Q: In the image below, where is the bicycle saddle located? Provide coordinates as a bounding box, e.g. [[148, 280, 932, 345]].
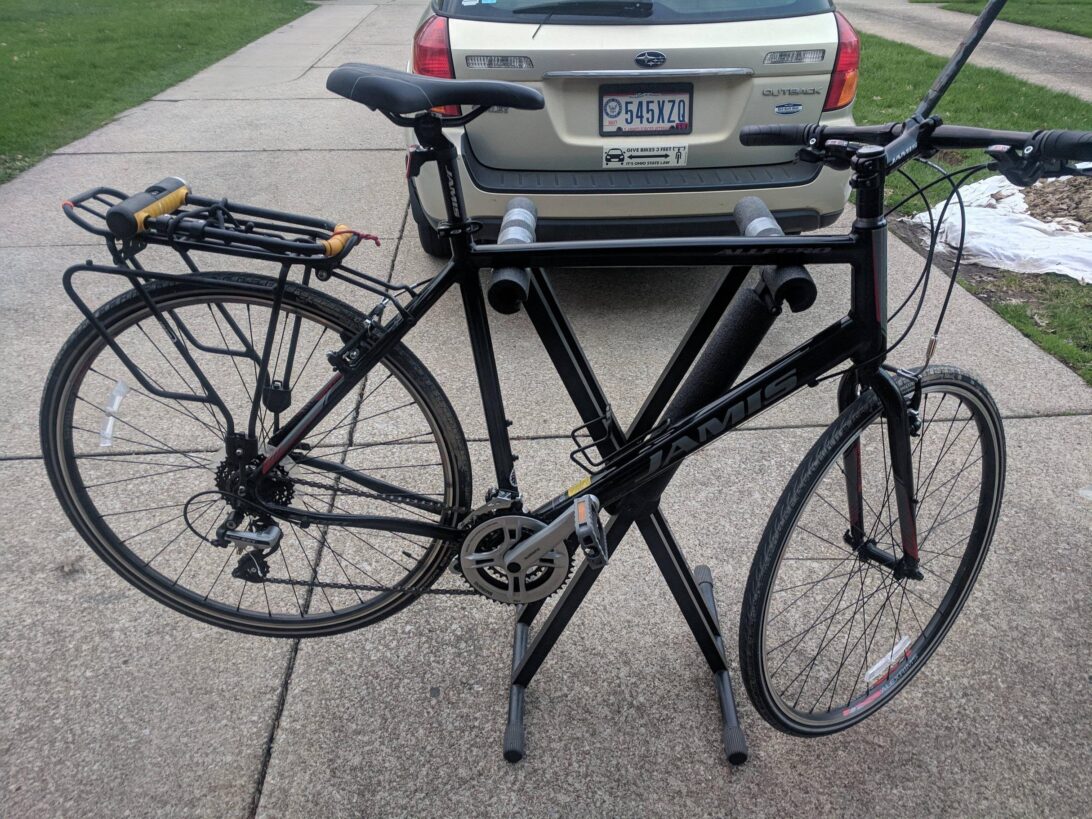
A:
[[326, 63, 545, 115]]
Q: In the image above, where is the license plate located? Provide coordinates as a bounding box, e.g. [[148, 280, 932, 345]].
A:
[[600, 83, 693, 137]]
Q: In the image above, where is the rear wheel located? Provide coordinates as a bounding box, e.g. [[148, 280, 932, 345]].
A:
[[40, 272, 471, 637], [739, 367, 1005, 735]]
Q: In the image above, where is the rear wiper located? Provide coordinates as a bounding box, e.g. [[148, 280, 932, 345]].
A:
[[513, 0, 653, 17]]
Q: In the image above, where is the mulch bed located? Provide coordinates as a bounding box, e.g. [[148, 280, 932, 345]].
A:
[[1024, 175, 1092, 230]]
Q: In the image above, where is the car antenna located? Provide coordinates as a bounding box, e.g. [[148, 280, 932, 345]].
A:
[[533, 11, 553, 38], [914, 0, 1008, 119]]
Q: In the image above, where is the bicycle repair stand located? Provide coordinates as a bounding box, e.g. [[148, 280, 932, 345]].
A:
[[503, 511, 748, 766], [497, 256, 814, 765]]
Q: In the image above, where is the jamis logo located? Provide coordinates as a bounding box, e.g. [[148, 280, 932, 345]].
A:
[[445, 166, 461, 218], [644, 370, 798, 476]]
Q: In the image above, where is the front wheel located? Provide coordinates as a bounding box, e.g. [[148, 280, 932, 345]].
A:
[[739, 366, 1005, 735]]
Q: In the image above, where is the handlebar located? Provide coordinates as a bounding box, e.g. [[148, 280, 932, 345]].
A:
[[740, 122, 1092, 164]]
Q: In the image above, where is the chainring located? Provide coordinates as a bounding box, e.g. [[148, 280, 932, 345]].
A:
[[458, 514, 574, 605]]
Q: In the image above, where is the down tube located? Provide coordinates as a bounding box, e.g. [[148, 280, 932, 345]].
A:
[[569, 319, 862, 513]]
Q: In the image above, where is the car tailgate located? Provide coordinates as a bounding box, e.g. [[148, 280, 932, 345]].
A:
[[451, 13, 839, 171]]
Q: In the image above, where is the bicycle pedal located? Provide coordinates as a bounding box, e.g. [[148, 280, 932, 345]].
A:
[[573, 495, 608, 569]]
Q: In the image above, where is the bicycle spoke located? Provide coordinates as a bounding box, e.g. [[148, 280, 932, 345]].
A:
[[52, 287, 462, 631], [753, 376, 1001, 729]]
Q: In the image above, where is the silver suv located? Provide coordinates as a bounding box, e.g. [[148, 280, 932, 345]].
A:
[[407, 0, 859, 254]]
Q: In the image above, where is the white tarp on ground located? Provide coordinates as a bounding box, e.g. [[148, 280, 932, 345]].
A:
[[906, 172, 1092, 284]]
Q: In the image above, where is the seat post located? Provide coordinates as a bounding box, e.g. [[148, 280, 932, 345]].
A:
[[412, 115, 467, 231]]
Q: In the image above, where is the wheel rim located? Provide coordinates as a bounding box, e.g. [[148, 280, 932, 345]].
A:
[[50, 285, 462, 632], [757, 381, 1002, 730]]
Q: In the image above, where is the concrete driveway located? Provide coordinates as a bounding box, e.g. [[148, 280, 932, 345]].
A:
[[2, 2, 1090, 816]]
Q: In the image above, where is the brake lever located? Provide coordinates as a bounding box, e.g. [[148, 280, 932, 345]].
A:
[[796, 139, 862, 172], [986, 145, 1043, 186]]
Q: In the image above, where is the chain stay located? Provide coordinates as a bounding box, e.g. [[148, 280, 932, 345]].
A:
[[247, 474, 472, 595], [259, 574, 476, 596]]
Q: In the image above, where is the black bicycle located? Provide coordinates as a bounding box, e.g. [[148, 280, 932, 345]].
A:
[[42, 0, 1090, 762]]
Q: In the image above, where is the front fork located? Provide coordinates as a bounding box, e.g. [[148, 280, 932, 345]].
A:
[[838, 369, 924, 581]]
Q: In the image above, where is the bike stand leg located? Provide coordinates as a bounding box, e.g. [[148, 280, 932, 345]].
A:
[[503, 602, 539, 762], [694, 564, 749, 765]]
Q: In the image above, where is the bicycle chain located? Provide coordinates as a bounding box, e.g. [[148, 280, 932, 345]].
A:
[[259, 574, 477, 596], [289, 475, 440, 512], [254, 475, 476, 595]]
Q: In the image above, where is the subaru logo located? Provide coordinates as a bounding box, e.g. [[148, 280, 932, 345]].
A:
[[634, 51, 667, 68]]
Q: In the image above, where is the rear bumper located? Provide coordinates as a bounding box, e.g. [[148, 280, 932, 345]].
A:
[[468, 209, 842, 242], [412, 136, 851, 239], [460, 134, 823, 195]]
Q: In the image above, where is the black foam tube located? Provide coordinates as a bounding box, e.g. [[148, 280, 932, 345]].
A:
[[622, 286, 777, 511], [735, 196, 817, 313], [488, 197, 537, 314], [761, 264, 817, 313]]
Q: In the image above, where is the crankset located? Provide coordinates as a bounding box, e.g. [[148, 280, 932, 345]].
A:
[[459, 495, 606, 605]]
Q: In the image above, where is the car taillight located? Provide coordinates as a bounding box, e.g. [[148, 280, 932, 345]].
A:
[[412, 15, 459, 116], [824, 11, 860, 112]]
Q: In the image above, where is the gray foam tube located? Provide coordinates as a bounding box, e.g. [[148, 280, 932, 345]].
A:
[[733, 196, 784, 237], [734, 197, 817, 313], [488, 197, 538, 314]]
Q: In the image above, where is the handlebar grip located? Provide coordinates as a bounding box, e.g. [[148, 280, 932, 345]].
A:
[[739, 124, 817, 147], [105, 177, 189, 239], [1033, 129, 1092, 163]]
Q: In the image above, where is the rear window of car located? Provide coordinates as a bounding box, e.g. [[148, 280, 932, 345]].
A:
[[438, 0, 833, 25]]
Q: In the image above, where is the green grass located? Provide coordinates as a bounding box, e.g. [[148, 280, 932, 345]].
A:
[[909, 0, 1092, 39], [853, 35, 1092, 384], [0, 0, 311, 184], [854, 32, 1091, 212], [964, 272, 1092, 385]]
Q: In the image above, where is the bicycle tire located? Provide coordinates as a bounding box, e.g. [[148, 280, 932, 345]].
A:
[[40, 272, 472, 637], [739, 366, 1005, 735]]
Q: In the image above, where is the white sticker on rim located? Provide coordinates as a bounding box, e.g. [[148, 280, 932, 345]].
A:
[[99, 379, 131, 447], [864, 635, 912, 687], [602, 144, 687, 169]]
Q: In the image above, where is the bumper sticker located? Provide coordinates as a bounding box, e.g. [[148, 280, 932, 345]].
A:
[[602, 144, 688, 169]]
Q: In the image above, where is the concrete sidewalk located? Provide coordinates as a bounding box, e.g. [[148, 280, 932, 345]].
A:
[[837, 0, 1092, 102], [2, 2, 1090, 816]]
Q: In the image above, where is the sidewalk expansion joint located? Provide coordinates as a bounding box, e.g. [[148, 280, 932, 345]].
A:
[[310, 4, 380, 71], [5, 411, 1086, 463], [247, 637, 301, 819]]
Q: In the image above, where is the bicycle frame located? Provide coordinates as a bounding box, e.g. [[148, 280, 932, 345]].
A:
[[254, 132, 922, 564]]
